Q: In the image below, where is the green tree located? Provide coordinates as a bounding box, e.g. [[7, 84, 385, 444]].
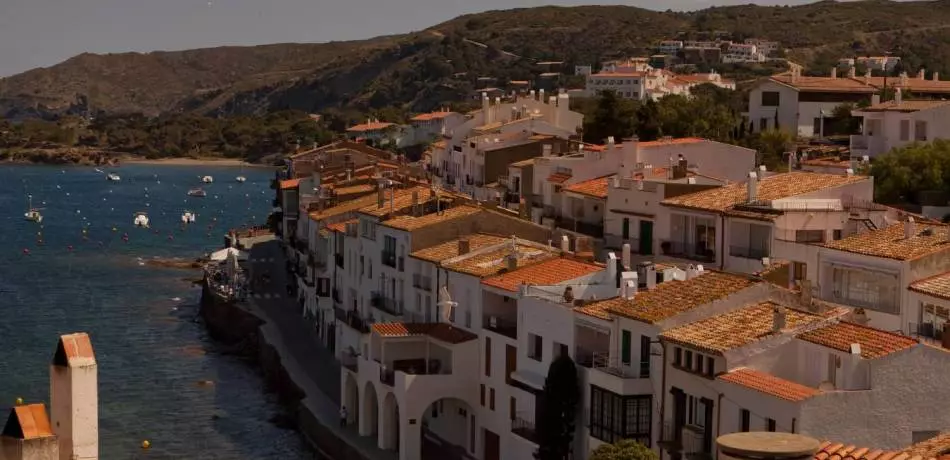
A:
[[535, 355, 580, 460], [741, 129, 795, 171], [871, 139, 950, 203], [590, 439, 659, 460], [583, 90, 638, 144]]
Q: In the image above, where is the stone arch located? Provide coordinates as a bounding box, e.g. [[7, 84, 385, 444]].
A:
[[343, 372, 359, 427], [381, 392, 401, 451], [361, 381, 379, 437], [417, 397, 477, 460]]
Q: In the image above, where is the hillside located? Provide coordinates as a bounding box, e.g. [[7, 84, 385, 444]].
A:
[[5, 1, 950, 118]]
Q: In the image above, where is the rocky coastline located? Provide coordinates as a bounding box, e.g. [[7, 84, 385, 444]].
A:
[[0, 146, 123, 166]]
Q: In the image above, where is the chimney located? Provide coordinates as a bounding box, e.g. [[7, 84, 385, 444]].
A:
[[563, 286, 574, 303], [830, 67, 837, 79], [772, 304, 787, 333], [934, 72, 940, 81], [506, 253, 518, 271], [411, 190, 420, 216], [482, 93, 491, 124], [895, 88, 903, 105], [0, 403, 59, 460], [686, 264, 700, 280], [560, 235, 570, 252], [645, 264, 656, 290], [529, 90, 536, 100], [458, 238, 471, 255], [542, 144, 553, 157], [621, 279, 637, 300], [847, 66, 856, 79], [900, 71, 909, 87], [51, 333, 98, 460], [746, 171, 758, 203], [756, 164, 767, 180], [377, 188, 385, 208], [904, 216, 916, 239], [607, 252, 619, 286], [621, 243, 632, 270], [539, 89, 545, 101], [919, 68, 926, 80], [607, 136, 615, 148], [864, 69, 871, 84]]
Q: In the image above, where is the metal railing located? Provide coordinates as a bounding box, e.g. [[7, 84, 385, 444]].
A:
[[558, 217, 605, 239], [483, 315, 517, 339], [371, 292, 404, 316], [412, 273, 432, 291], [511, 414, 538, 444], [660, 240, 715, 263], [591, 352, 649, 379], [728, 245, 770, 260], [909, 322, 944, 342], [335, 307, 370, 333]]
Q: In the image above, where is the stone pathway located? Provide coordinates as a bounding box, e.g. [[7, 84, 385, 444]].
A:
[[241, 237, 397, 460]]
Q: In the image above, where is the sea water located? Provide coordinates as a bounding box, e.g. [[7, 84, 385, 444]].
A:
[[0, 164, 307, 459]]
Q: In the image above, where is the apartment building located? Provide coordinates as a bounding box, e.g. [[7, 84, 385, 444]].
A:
[[723, 43, 765, 63], [744, 39, 779, 56], [850, 95, 950, 158], [657, 170, 876, 275], [659, 41, 685, 55], [408, 109, 466, 146], [585, 66, 735, 101]]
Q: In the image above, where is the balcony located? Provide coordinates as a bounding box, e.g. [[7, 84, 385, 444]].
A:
[[335, 307, 370, 334], [558, 217, 605, 239], [483, 314, 517, 340], [371, 292, 404, 316], [729, 245, 769, 260], [412, 273, 433, 292], [909, 322, 945, 344], [591, 353, 649, 379], [511, 414, 538, 444], [660, 240, 715, 263], [659, 421, 682, 450], [381, 250, 397, 268]]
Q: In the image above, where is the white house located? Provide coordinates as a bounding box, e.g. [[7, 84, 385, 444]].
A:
[[345, 120, 403, 147], [850, 96, 950, 158], [409, 110, 466, 146]]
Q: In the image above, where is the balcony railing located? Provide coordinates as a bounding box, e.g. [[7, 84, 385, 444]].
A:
[[909, 322, 944, 342], [558, 217, 605, 239], [335, 307, 370, 333], [379, 367, 395, 386], [660, 240, 715, 263], [371, 292, 404, 316], [381, 251, 396, 268], [512, 414, 538, 444], [412, 273, 433, 292], [729, 245, 770, 260], [591, 353, 649, 379], [483, 315, 517, 339], [659, 420, 681, 450]]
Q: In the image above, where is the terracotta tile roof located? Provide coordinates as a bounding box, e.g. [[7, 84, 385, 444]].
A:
[[575, 302, 612, 320], [332, 184, 375, 196], [564, 176, 611, 199], [903, 431, 950, 458], [910, 271, 950, 301], [661, 302, 830, 355], [820, 222, 950, 261], [482, 257, 602, 292], [280, 178, 301, 190], [371, 322, 477, 344], [815, 441, 928, 460], [639, 137, 706, 148], [410, 234, 508, 263], [2, 404, 54, 440], [443, 243, 560, 278], [858, 100, 950, 113], [411, 111, 456, 122], [382, 205, 482, 231], [346, 121, 395, 132], [719, 368, 821, 402], [308, 193, 380, 221], [359, 186, 439, 217], [662, 172, 868, 216], [770, 74, 877, 93], [796, 321, 918, 359], [326, 219, 357, 233], [55, 332, 96, 367], [548, 172, 572, 184], [861, 76, 950, 94], [587, 270, 761, 324]]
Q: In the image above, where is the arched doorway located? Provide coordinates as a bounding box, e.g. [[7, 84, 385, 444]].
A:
[[420, 398, 477, 460], [343, 373, 359, 428], [381, 392, 400, 451], [361, 381, 379, 437]]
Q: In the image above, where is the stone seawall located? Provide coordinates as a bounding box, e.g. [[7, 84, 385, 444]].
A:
[[200, 282, 366, 460]]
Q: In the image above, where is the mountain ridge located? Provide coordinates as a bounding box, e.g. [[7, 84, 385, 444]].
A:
[[4, 1, 950, 119]]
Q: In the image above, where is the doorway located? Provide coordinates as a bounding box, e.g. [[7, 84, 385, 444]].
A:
[[639, 220, 653, 255], [483, 429, 500, 460]]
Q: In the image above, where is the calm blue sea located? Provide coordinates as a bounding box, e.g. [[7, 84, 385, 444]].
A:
[[0, 163, 307, 459]]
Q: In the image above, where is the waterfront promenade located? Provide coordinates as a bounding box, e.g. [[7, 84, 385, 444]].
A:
[[242, 236, 397, 460]]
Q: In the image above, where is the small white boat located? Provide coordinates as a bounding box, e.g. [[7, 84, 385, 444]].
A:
[[107, 173, 121, 181], [235, 176, 247, 183], [181, 210, 196, 224], [94, 168, 104, 173], [201, 176, 214, 183], [133, 212, 150, 228], [23, 195, 43, 223], [187, 188, 207, 197]]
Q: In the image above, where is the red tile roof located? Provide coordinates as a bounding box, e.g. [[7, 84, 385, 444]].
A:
[[371, 322, 478, 344], [564, 176, 611, 199], [326, 219, 357, 233], [346, 121, 395, 133], [815, 441, 931, 460], [639, 137, 705, 148], [548, 172, 572, 184], [411, 111, 456, 122], [482, 257, 603, 292], [3, 404, 54, 440], [719, 368, 821, 402], [910, 271, 950, 301], [55, 332, 95, 367], [796, 322, 918, 359], [279, 178, 302, 190]]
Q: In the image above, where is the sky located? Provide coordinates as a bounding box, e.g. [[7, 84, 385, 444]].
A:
[[0, 0, 818, 77]]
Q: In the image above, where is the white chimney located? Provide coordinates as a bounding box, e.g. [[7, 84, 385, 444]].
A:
[[560, 235, 570, 252], [919, 68, 926, 80], [539, 88, 545, 101], [51, 332, 98, 460], [935, 72, 940, 81], [607, 136, 616, 148], [895, 88, 903, 105], [542, 144, 553, 156], [529, 90, 536, 100], [482, 93, 491, 124], [847, 66, 856, 79], [757, 164, 767, 180], [620, 272, 638, 299], [621, 243, 632, 270], [830, 67, 837, 79], [686, 264, 700, 280], [900, 72, 909, 87], [746, 171, 758, 203], [904, 216, 916, 239], [846, 168, 854, 176], [607, 252, 619, 285], [645, 265, 656, 291], [772, 305, 787, 333]]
